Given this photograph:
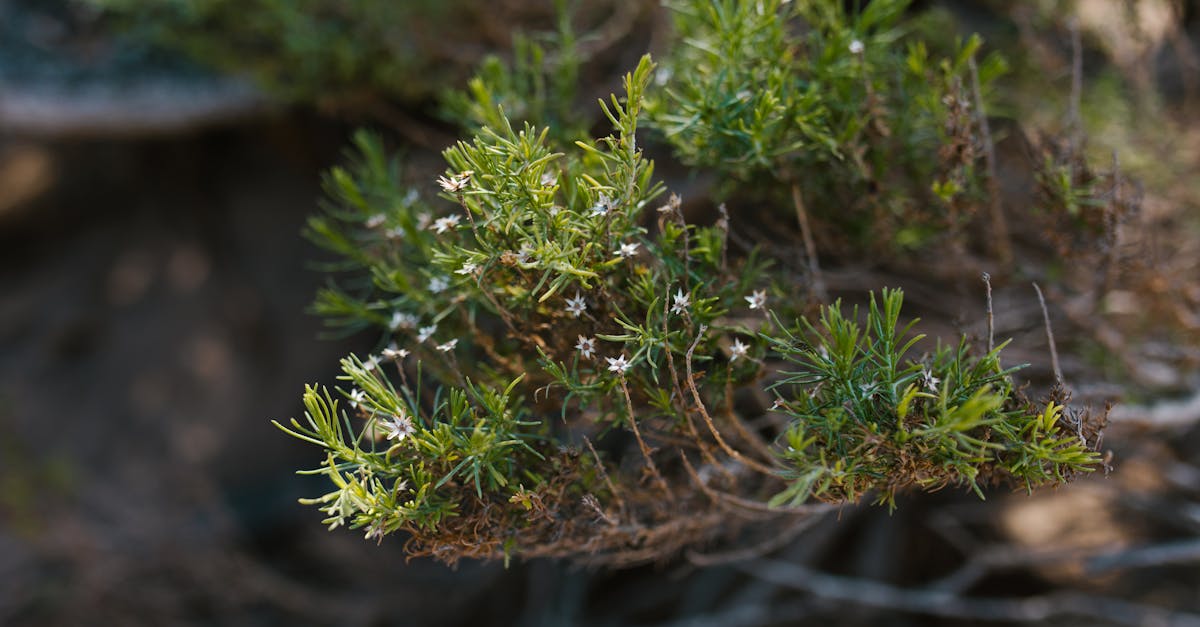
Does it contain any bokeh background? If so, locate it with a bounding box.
[3,0,1200,625]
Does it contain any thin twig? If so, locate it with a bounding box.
[679,454,826,517]
[685,515,828,567]
[1032,282,1064,387]
[685,325,781,476]
[981,272,995,354]
[619,376,673,499]
[1103,150,1123,294]
[790,183,828,302]
[662,294,727,476]
[968,57,1012,265]
[584,436,627,519]
[1067,17,1083,152]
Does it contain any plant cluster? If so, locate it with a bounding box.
[277,15,1105,561]
[648,0,1008,254]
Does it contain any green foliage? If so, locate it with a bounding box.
[767,289,1097,508]
[273,3,1107,565]
[649,0,1009,250]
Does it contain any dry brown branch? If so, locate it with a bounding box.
[1086,538,1200,574]
[619,375,673,499]
[1032,282,1064,387]
[584,436,628,519]
[685,514,830,567]
[982,272,995,353]
[685,325,781,476]
[1067,16,1084,147]
[968,57,1012,265]
[737,558,1200,626]
[1109,390,1200,429]
[679,454,827,517]
[790,183,828,302]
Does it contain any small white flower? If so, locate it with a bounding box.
[615,242,640,259]
[429,276,449,293]
[382,343,410,360]
[432,215,461,234]
[540,171,557,187]
[456,262,478,276]
[770,398,786,411]
[402,189,419,205]
[417,325,437,343]
[590,194,612,217]
[365,214,386,228]
[348,388,367,409]
[575,335,596,359]
[922,369,941,391]
[548,205,562,217]
[516,247,533,264]
[384,226,404,240]
[849,39,865,55]
[390,311,417,330]
[416,212,433,230]
[437,170,472,193]
[671,289,691,315]
[364,521,385,542]
[606,354,631,373]
[362,355,380,371]
[436,339,458,352]
[745,289,767,310]
[730,339,749,362]
[565,292,587,318]
[381,414,415,442]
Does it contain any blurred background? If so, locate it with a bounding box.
[2,0,1200,625]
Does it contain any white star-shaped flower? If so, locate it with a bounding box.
[922,368,941,391]
[849,39,865,55]
[455,262,478,276]
[348,388,367,409]
[381,414,415,442]
[730,339,749,362]
[362,355,380,371]
[436,339,458,352]
[365,214,385,228]
[615,242,640,259]
[575,335,596,359]
[745,289,767,310]
[540,171,557,187]
[432,215,461,234]
[671,289,691,315]
[429,276,449,293]
[417,325,437,343]
[382,344,410,361]
[416,212,433,230]
[436,170,472,193]
[606,354,631,374]
[384,227,404,240]
[565,292,587,318]
[390,311,417,330]
[590,194,612,217]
